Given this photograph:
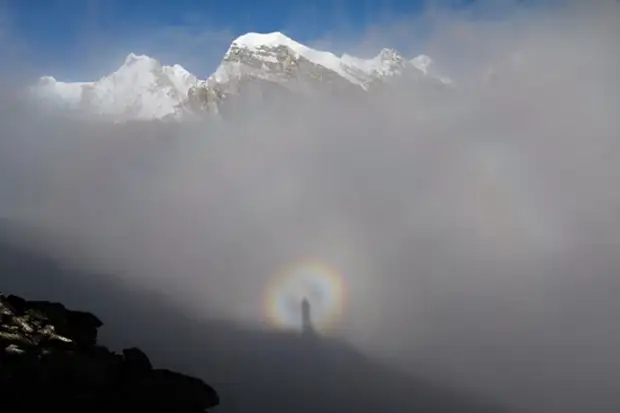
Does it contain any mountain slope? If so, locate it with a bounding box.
[212,32,364,86]
[210,32,448,89]
[32,32,451,120]
[33,54,197,120]
[185,31,452,116]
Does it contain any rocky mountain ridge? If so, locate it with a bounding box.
[0,292,219,412]
[33,31,450,121]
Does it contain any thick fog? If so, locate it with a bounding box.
[1,3,620,413]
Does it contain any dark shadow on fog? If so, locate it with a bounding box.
[0,221,510,413]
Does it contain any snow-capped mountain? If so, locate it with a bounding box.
[33,31,451,120]
[186,32,452,116]
[33,53,197,120]
[209,32,449,88]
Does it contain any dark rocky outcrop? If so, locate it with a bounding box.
[0,293,219,412]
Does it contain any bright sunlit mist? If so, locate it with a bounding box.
[264,261,346,332]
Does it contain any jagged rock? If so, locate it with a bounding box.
[181,33,433,117]
[186,41,362,116]
[0,293,219,412]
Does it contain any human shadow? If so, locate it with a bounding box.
[0,221,513,413]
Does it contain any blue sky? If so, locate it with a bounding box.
[1,0,538,82]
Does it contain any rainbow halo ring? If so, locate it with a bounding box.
[264,262,345,331]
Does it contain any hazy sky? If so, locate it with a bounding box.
[1,2,619,413]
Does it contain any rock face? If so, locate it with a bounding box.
[0,293,219,412]
[184,32,443,116]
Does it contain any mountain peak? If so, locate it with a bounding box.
[410,54,433,74]
[377,48,402,61]
[221,31,364,85]
[34,53,199,120]
[32,32,448,121]
[123,53,157,66]
[37,76,57,85]
[231,31,298,50]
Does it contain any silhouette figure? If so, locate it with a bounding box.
[301,297,315,337]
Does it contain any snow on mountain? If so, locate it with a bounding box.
[410,54,453,85]
[210,31,447,90]
[341,49,405,78]
[185,31,453,116]
[35,76,91,106]
[162,63,199,96]
[33,53,198,120]
[33,31,451,120]
[213,31,365,86]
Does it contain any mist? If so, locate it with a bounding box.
[1,3,620,412]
